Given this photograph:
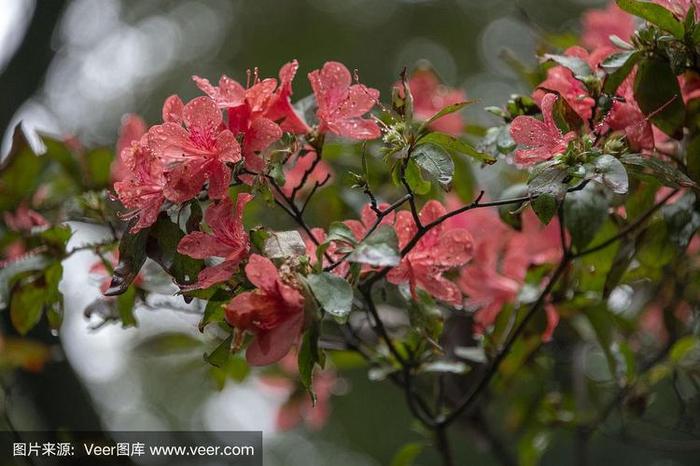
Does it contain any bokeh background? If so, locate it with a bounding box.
[3,1,695,465]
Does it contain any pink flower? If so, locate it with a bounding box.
[148,96,241,203]
[276,370,335,431]
[261,352,336,432]
[225,254,305,366]
[343,202,395,240]
[177,193,253,289]
[534,47,596,122]
[308,62,381,140]
[399,68,467,136]
[452,203,563,340]
[265,60,311,134]
[653,0,699,19]
[114,135,167,233]
[3,204,48,232]
[504,209,565,282]
[281,150,333,197]
[680,71,700,103]
[193,72,284,170]
[510,93,576,166]
[581,1,636,50]
[111,114,146,183]
[388,200,473,306]
[304,227,347,275]
[606,74,654,151]
[451,206,521,332]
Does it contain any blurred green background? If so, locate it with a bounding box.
[3,0,699,465]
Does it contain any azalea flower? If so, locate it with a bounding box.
[193,71,284,170]
[308,61,381,140]
[451,207,521,332]
[581,1,636,50]
[398,68,467,136]
[225,254,305,366]
[606,74,654,151]
[533,59,595,122]
[3,203,48,232]
[114,134,167,233]
[303,227,347,275]
[510,93,576,166]
[264,60,311,134]
[281,150,333,197]
[148,96,241,203]
[177,193,253,289]
[387,200,473,306]
[653,0,699,19]
[343,202,395,240]
[453,206,563,340]
[111,114,146,183]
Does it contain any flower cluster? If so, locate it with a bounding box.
[113,60,381,234]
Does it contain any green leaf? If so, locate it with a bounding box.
[588,155,629,194]
[136,332,203,354]
[685,134,700,185]
[84,148,113,189]
[390,443,424,466]
[637,219,675,267]
[199,289,230,332]
[531,193,557,225]
[263,230,307,259]
[662,192,700,250]
[412,143,454,189]
[603,51,640,95]
[419,132,497,164]
[528,161,568,199]
[205,336,233,368]
[348,225,400,267]
[421,101,472,129]
[498,184,528,230]
[147,214,203,286]
[405,159,432,195]
[542,54,593,81]
[0,125,48,211]
[620,153,697,189]
[116,285,138,327]
[670,336,698,363]
[325,221,357,245]
[10,283,45,336]
[298,323,323,403]
[616,0,684,38]
[564,184,609,250]
[634,57,686,137]
[0,255,48,309]
[104,220,150,296]
[306,272,354,322]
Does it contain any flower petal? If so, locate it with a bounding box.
[246,311,304,366]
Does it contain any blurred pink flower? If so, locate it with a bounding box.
[606,74,654,151]
[581,1,636,49]
[3,204,48,232]
[534,62,595,122]
[399,68,467,136]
